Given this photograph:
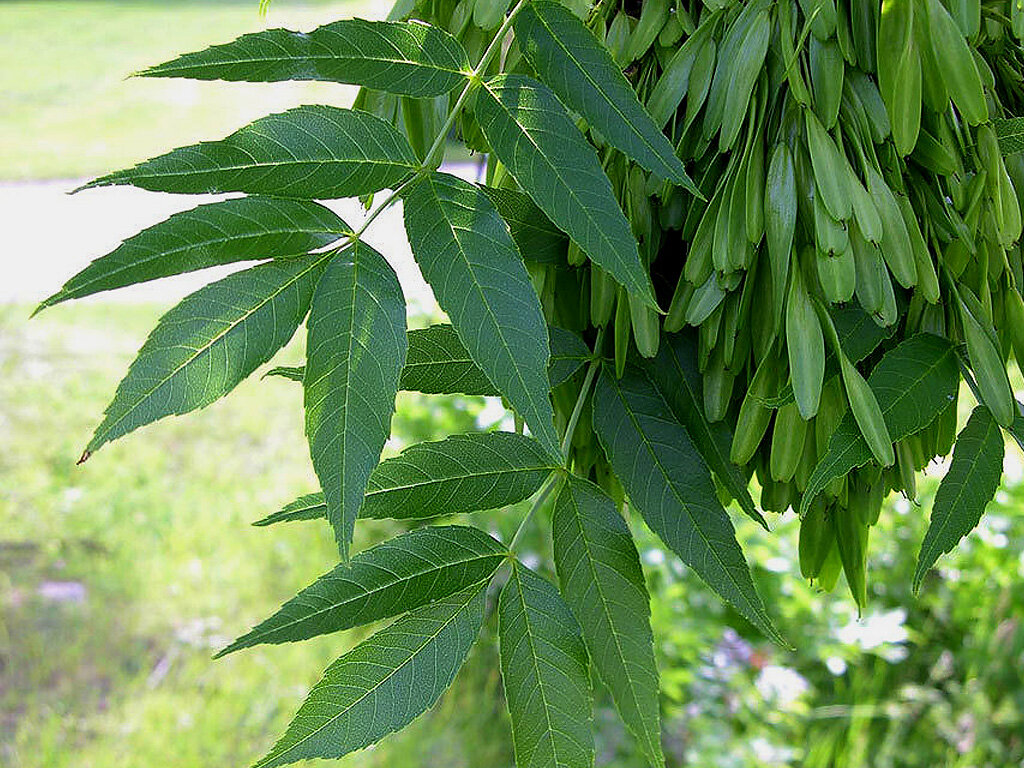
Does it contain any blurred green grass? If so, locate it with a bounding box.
[0,1,375,180]
[0,302,499,768]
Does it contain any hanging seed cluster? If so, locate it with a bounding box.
[379,0,1024,605]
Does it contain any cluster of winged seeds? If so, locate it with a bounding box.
[371,0,1024,606]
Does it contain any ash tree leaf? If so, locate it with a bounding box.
[1008,400,1024,454]
[264,324,588,395]
[38,197,348,311]
[253,491,325,526]
[642,331,764,529]
[305,241,407,560]
[480,185,569,265]
[80,106,417,199]
[914,406,1004,592]
[474,74,657,308]
[553,477,663,768]
[218,525,506,656]
[84,253,329,458]
[593,365,784,645]
[403,172,561,458]
[254,582,486,768]
[252,431,558,527]
[141,19,470,97]
[514,1,699,195]
[801,333,959,516]
[993,116,1024,155]
[499,561,594,768]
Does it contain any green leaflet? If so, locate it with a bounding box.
[592,366,783,645]
[218,525,506,655]
[37,197,348,311]
[801,334,960,515]
[305,242,407,560]
[265,324,589,395]
[83,253,329,458]
[1008,401,1024,454]
[499,561,595,768]
[254,582,486,768]
[403,172,560,459]
[474,74,657,308]
[480,185,569,266]
[253,431,556,526]
[992,117,1024,155]
[553,477,663,768]
[641,331,765,528]
[141,19,470,97]
[914,406,1004,591]
[80,106,417,199]
[514,1,698,194]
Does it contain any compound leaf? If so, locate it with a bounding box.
[218,525,505,655]
[81,106,417,199]
[305,242,407,560]
[914,406,1004,591]
[404,172,560,458]
[802,333,959,515]
[254,582,486,768]
[499,561,594,768]
[38,197,347,311]
[142,19,469,97]
[474,74,656,308]
[514,1,698,193]
[553,477,663,767]
[593,366,783,645]
[84,253,329,457]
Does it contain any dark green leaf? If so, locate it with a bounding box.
[593,366,783,645]
[81,106,417,199]
[254,432,557,526]
[403,172,560,458]
[643,332,764,528]
[218,525,505,655]
[514,1,698,194]
[265,324,588,395]
[1008,400,1024,454]
[254,582,486,768]
[480,185,569,265]
[914,406,1004,591]
[474,74,656,308]
[553,477,663,767]
[84,254,328,457]
[802,333,960,515]
[499,562,594,768]
[142,19,470,97]
[38,197,348,311]
[305,242,407,560]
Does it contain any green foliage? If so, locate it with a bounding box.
[41,0,1024,765]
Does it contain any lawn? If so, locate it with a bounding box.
[0,302,505,768]
[0,1,376,180]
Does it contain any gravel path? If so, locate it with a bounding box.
[2,161,486,313]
